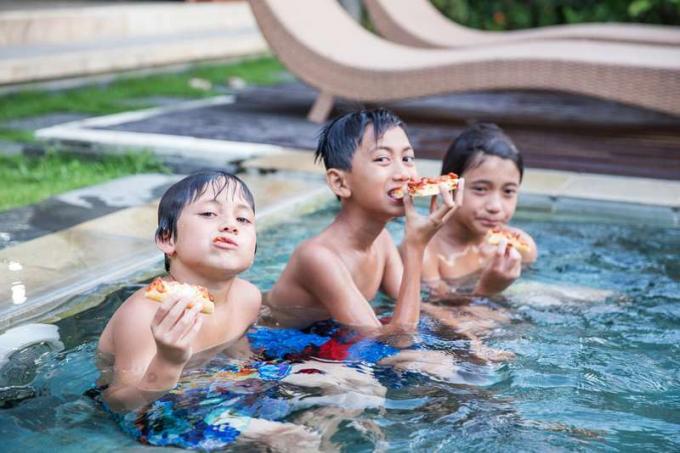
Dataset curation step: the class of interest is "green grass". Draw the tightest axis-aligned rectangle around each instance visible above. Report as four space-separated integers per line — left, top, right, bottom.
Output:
0 128 35 143
0 56 287 211
0 56 286 122
0 150 170 212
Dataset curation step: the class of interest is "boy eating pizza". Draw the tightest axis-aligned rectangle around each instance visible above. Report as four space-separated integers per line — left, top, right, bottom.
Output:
266 109 462 343
96 170 262 412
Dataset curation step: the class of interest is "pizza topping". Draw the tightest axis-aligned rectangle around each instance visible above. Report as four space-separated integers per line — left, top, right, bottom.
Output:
144 277 215 314
486 228 530 253
392 173 460 199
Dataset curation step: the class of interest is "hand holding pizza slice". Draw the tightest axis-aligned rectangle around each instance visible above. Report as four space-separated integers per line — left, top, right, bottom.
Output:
393 172 460 199
486 228 531 255
145 277 215 314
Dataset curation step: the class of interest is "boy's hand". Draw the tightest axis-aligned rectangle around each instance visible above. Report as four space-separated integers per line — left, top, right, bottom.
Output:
403 178 464 248
475 238 522 295
150 291 204 366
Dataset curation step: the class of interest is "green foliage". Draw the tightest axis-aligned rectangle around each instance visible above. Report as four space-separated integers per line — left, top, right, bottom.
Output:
430 0 680 30
0 150 170 211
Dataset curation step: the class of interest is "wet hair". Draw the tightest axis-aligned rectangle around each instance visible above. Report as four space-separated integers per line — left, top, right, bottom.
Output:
315 108 407 171
441 123 524 181
155 169 255 271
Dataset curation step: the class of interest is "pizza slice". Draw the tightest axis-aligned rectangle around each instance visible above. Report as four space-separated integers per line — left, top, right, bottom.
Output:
392 172 460 199
486 228 531 254
144 277 215 314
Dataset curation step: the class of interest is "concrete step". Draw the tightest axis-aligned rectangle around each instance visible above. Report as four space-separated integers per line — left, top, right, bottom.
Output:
0 28 267 84
0 2 256 46
0 1 268 84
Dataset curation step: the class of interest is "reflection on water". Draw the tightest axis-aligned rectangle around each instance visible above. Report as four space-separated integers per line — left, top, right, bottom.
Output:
0 206 678 451
11 283 26 305
5 260 26 304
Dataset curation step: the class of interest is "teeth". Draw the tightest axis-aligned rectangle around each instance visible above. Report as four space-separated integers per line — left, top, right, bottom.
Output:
389 188 404 199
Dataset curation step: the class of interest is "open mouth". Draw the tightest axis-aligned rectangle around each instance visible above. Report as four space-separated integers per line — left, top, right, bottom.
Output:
387 188 405 201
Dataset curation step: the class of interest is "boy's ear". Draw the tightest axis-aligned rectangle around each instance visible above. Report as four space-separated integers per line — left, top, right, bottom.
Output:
155 233 176 257
325 169 351 199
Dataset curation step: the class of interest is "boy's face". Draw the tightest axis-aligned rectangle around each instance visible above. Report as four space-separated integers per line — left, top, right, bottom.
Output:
453 155 520 236
162 180 256 278
342 125 418 218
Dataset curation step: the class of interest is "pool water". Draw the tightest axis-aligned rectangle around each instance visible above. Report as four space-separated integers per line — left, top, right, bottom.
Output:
1 204 678 451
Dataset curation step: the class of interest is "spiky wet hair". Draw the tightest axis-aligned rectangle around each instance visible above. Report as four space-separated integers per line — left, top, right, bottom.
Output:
315 108 407 171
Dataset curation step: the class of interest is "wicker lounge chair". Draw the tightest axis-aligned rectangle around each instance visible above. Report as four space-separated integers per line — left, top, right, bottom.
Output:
249 0 680 122
364 0 680 48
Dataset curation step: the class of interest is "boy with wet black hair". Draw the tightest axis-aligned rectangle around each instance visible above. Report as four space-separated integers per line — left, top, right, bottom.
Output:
266 108 462 337
97 170 262 411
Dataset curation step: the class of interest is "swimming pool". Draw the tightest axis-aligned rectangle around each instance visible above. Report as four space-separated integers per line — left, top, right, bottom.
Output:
1 203 678 451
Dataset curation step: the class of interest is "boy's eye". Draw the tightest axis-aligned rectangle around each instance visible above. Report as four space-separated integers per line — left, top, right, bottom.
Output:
471 186 487 193
373 156 390 164
403 155 415 164
237 217 252 224
199 212 217 217
504 188 517 196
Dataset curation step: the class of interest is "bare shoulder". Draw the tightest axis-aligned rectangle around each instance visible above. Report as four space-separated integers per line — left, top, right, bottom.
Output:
293 237 341 268
114 287 158 322
506 226 538 263
99 287 156 354
232 278 262 308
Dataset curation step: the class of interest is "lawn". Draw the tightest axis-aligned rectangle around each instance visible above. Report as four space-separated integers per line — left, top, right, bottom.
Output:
0 56 285 126
0 56 286 211
0 151 170 212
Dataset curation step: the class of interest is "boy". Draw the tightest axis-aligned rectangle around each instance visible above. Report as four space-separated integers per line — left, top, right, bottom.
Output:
266 109 461 338
97 170 325 450
97 170 261 412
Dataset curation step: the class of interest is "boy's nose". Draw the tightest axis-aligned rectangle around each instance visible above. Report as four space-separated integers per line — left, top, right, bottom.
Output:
485 194 502 213
219 220 239 234
392 163 412 181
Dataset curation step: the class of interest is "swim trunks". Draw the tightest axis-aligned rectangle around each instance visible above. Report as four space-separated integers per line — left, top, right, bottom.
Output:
91 361 294 450
247 319 401 363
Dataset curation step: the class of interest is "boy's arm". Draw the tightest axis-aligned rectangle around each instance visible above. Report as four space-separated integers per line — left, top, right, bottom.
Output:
103 294 203 412
381 231 404 300
386 184 462 331
394 240 442 295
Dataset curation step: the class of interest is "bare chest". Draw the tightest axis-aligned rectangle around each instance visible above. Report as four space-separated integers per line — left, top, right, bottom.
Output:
191 313 245 357
342 250 384 300
437 245 490 280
